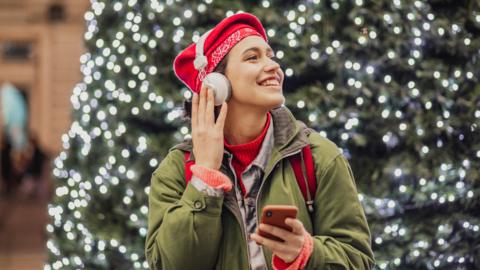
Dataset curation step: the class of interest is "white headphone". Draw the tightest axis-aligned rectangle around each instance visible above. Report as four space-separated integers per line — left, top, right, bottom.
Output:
194 29 232 106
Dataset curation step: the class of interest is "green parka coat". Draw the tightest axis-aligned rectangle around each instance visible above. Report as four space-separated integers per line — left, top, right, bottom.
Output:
145 106 375 269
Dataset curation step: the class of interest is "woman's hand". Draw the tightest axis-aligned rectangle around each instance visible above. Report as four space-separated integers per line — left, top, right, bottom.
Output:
191 84 228 170
250 218 306 263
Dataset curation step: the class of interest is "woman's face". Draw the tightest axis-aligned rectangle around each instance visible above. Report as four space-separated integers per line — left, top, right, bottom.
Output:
224 36 285 110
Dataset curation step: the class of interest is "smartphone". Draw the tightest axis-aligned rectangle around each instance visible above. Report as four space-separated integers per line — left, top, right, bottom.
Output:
258 205 298 242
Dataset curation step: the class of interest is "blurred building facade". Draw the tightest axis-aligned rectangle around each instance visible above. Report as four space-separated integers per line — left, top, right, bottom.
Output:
0 0 89 153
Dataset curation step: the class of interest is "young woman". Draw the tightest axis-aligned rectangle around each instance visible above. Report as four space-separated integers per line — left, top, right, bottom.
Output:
145 13 374 270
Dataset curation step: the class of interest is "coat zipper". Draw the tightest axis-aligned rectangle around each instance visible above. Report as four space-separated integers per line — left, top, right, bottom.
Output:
223 152 252 269
256 148 302 205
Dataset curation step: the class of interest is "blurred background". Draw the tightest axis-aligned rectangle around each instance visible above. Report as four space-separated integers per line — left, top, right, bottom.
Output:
1 0 480 270
0 0 89 269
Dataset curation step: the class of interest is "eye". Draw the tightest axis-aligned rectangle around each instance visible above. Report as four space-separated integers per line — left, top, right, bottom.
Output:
246 55 258 61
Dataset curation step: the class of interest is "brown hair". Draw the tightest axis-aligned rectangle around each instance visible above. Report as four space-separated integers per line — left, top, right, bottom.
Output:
183 54 229 120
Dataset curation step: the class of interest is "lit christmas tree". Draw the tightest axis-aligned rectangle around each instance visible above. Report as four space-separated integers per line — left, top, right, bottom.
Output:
46 0 480 269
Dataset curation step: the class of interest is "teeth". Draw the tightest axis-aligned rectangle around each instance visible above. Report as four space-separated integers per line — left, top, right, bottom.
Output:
260 79 279 86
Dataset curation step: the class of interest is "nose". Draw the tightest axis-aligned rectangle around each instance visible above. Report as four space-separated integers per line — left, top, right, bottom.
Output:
263 58 281 72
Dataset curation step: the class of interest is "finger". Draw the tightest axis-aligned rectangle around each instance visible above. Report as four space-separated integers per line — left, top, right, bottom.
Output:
250 232 285 254
250 233 262 245
191 92 198 129
214 102 228 129
285 218 305 235
206 88 214 124
198 84 207 126
259 223 293 242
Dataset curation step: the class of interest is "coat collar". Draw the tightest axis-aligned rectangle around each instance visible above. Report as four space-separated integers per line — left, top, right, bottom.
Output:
171 106 311 159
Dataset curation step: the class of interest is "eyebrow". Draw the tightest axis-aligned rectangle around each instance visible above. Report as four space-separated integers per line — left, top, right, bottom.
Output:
242 46 274 55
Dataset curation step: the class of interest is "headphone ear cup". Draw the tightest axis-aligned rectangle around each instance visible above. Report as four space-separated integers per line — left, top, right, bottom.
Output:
203 72 231 106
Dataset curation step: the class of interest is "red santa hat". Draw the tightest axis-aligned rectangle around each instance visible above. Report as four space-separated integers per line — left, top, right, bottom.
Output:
173 12 268 93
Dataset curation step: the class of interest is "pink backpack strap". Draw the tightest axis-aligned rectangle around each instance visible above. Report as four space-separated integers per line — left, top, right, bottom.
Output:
184 151 194 186
289 145 317 213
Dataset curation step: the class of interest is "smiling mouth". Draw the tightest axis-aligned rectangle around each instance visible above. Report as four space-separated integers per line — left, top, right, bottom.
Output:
257 79 281 89
259 79 279 87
